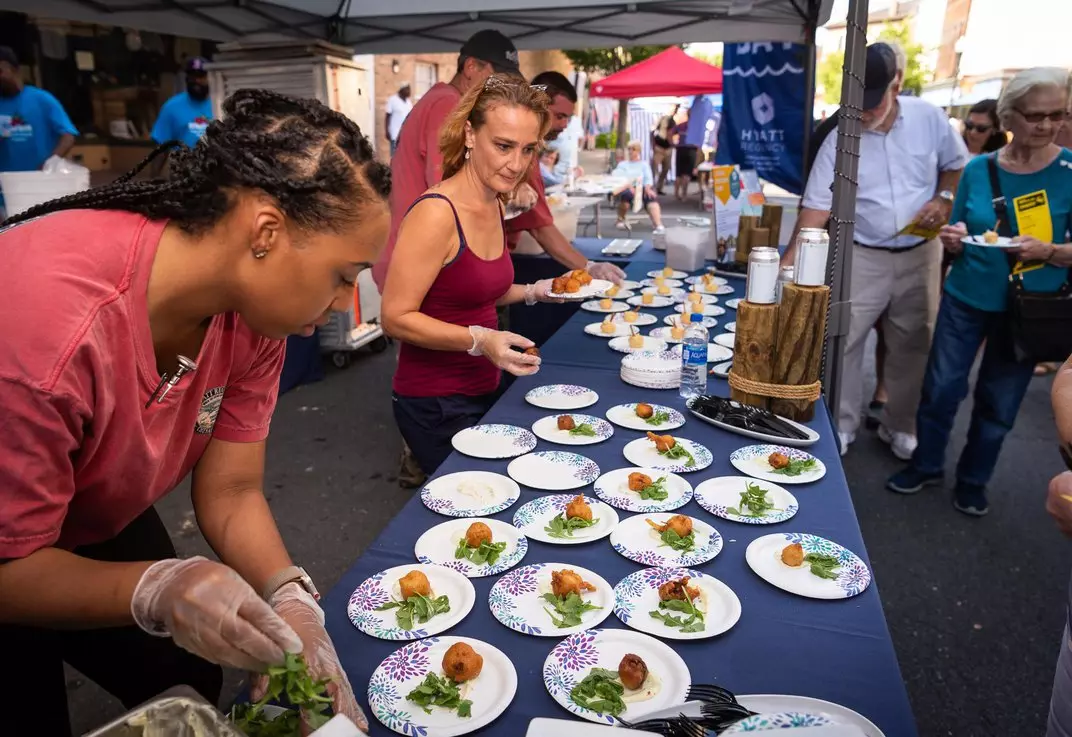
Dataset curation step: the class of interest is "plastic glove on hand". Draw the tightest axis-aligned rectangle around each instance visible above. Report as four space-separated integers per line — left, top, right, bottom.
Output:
468 326 541 376
587 261 626 285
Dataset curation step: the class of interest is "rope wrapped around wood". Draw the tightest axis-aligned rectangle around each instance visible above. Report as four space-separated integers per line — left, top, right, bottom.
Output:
727 369 821 402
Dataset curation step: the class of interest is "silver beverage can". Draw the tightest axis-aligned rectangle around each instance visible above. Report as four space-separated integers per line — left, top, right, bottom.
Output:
794 228 829 286
746 247 780 304
776 265 794 303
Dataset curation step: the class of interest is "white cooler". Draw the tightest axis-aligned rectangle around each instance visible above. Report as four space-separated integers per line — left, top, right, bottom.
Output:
0 169 91 219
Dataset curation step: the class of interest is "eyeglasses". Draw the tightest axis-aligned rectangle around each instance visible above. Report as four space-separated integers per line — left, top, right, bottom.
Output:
1014 108 1068 124
484 76 548 94
963 121 993 133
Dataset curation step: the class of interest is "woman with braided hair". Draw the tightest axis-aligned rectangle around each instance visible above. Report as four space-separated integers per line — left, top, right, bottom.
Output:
0 89 387 734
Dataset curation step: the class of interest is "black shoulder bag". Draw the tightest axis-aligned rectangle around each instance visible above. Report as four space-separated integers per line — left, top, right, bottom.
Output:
985 153 1072 363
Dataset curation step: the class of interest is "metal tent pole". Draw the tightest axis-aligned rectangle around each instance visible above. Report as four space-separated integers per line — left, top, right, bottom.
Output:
821 0 869 431
800 2 818 182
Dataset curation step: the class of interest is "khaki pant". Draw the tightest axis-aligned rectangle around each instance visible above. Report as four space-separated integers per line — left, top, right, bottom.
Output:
652 147 671 192
838 240 941 436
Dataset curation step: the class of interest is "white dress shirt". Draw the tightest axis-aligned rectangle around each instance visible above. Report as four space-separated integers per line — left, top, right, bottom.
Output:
803 96 969 248
385 94 413 143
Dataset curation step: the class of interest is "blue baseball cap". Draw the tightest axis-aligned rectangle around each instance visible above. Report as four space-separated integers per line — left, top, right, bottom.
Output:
185 57 208 73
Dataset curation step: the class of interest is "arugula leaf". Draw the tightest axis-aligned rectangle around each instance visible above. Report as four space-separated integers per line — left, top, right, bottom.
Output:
569 668 627 716
659 443 695 467
644 410 672 426
544 513 599 539
454 538 508 566
406 672 473 718
804 552 841 580
541 591 602 628
729 482 780 518
231 652 332 735
376 593 451 631
638 476 669 501
658 527 695 552
569 423 598 437
648 596 705 633
771 457 818 477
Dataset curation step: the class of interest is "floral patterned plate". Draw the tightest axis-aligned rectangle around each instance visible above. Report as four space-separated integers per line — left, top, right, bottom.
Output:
542 628 691 724
628 295 675 309
725 321 737 332
646 269 689 280
608 336 669 355
694 476 799 525
605 403 686 432
489 562 613 636
685 275 729 286
729 445 826 484
348 564 475 641
414 518 527 578
735 695 885 736
580 299 630 314
673 302 726 318
421 471 521 518
532 414 615 446
512 494 618 545
368 636 517 737
451 424 537 459
723 712 836 732
643 286 687 300
725 298 742 310
525 384 599 410
640 277 684 288
507 451 601 491
745 533 872 600
622 437 713 474
593 467 693 513
648 326 686 345
613 567 741 640
662 314 717 329
609 513 722 567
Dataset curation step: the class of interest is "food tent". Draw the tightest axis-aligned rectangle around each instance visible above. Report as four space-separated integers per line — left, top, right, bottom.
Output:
1 0 871 427
591 46 723 99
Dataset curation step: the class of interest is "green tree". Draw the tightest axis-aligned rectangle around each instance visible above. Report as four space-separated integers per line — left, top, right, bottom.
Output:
818 49 845 105
817 22 930 105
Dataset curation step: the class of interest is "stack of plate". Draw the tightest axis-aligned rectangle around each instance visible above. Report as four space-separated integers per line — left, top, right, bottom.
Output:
620 350 681 389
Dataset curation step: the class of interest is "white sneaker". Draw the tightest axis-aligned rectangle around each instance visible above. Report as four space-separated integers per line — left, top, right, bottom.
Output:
615 220 628 230
878 425 917 461
838 431 855 456
653 225 666 235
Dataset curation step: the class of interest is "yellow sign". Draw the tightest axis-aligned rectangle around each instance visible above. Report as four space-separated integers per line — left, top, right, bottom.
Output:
1011 189 1051 275
896 219 943 240
712 165 736 205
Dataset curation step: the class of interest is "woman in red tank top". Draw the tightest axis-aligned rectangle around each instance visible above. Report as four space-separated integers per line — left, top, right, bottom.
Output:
382 75 561 474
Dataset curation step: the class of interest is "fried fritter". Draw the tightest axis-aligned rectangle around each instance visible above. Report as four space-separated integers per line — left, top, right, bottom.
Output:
646 432 676 452
658 576 700 602
565 495 592 521
551 569 596 598
646 514 692 538
628 472 653 492
399 570 431 600
565 278 582 293
442 642 483 683
635 402 654 419
618 654 649 691
524 346 540 357
552 276 569 294
781 542 804 567
464 522 493 548
557 415 576 431
768 452 790 470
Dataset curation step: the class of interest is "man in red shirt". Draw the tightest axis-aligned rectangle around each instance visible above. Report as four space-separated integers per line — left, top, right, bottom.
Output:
506 71 626 284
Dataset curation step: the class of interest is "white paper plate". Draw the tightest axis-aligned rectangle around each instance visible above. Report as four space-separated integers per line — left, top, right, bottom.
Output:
421 471 522 517
729 444 827 484
693 476 799 525
512 494 619 545
745 533 872 600
414 518 528 578
489 563 613 636
723 713 837 732
593 466 693 512
543 629 691 725
610 514 722 567
962 234 1015 248
710 360 732 379
549 278 615 300
688 403 820 448
526 384 599 410
685 275 728 286
508 451 601 491
613 567 740 640
580 300 630 314
663 314 717 329
348 564 476 640
725 298 742 310
642 286 687 300
679 293 719 305
628 295 675 309
735 695 885 737
618 312 659 327
674 303 726 318
584 321 634 338
647 269 689 279
725 321 737 332
712 333 737 350
608 336 668 354
671 343 733 363
604 403 686 432
697 283 734 295
601 288 636 300
620 280 643 291
451 424 537 459
368 636 517 737
622 437 713 473
532 414 615 446
640 278 684 289
648 326 685 344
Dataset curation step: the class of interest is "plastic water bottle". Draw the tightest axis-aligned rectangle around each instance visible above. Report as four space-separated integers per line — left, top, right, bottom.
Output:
679 312 709 399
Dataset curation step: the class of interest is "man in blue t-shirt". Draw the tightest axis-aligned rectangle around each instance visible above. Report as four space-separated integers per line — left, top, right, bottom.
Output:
0 46 78 174
151 57 213 150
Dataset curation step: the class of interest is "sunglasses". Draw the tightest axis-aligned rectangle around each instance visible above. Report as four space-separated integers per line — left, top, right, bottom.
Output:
963 121 993 133
1015 108 1068 124
484 76 547 94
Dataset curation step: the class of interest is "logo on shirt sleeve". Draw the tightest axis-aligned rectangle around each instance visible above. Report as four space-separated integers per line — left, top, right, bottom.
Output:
196 386 227 434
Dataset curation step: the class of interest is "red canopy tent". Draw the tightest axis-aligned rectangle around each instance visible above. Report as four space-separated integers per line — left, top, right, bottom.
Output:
591 47 723 99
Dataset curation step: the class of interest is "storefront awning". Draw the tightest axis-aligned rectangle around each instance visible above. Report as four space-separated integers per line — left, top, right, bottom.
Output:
4 0 832 53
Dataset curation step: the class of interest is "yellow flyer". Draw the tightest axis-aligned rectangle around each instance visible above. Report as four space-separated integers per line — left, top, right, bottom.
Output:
1011 189 1051 275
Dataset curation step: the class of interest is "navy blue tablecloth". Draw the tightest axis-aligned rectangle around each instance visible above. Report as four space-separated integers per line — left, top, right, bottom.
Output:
322 255 918 736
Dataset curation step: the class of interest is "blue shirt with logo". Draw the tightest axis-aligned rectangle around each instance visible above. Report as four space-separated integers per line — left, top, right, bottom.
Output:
0 85 79 173
151 92 213 149
944 149 1072 312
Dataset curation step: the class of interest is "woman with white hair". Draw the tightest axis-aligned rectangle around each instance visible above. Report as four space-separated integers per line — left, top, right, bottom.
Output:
610 140 666 234
887 66 1072 517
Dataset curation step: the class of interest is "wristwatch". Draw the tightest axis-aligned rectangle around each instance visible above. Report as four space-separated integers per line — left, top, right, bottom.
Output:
938 190 955 204
262 565 320 602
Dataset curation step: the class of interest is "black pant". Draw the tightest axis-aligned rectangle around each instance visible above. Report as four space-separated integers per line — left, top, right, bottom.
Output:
2 508 223 736
393 392 497 475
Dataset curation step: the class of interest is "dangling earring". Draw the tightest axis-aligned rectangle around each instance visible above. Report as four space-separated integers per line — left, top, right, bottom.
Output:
254 250 267 259
464 147 471 161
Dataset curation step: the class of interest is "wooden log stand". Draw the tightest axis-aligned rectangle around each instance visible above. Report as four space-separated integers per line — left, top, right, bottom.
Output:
730 301 779 409
770 283 830 421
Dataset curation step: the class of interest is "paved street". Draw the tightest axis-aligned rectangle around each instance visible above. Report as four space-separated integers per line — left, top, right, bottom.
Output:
66 188 1069 736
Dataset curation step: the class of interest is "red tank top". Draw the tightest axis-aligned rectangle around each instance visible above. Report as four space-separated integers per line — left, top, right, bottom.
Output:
393 194 515 397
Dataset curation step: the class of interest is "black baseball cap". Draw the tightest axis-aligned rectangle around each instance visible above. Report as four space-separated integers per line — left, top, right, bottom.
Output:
460 30 520 75
0 46 19 68
862 43 897 110
185 56 208 74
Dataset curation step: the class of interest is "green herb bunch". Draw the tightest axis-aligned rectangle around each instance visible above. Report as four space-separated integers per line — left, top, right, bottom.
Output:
542 591 602 628
454 538 508 566
406 672 472 718
545 514 598 539
231 653 332 736
376 592 451 631
570 668 627 716
728 482 778 518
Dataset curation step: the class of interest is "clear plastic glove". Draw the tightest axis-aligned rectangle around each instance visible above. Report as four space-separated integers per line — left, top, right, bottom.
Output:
510 182 539 212
251 583 368 734
525 279 563 305
468 325 541 376
131 557 302 672
939 221 967 255
587 260 626 285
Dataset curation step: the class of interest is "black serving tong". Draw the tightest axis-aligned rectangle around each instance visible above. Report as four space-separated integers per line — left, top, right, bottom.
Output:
689 395 809 441
617 685 757 735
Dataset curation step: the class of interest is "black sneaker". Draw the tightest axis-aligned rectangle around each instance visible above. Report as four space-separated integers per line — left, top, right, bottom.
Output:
864 400 885 430
953 483 989 517
886 467 943 495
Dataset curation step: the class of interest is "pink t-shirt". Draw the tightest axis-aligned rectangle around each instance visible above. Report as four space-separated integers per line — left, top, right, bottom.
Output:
372 82 462 291
0 211 285 559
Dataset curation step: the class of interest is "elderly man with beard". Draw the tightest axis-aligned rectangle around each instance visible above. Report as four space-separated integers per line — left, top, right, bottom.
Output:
506 70 625 285
781 42 969 460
